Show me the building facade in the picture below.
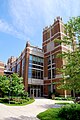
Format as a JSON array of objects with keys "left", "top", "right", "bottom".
[
  {"left": 43, "top": 17, "right": 71, "bottom": 97},
  {"left": 6, "top": 17, "right": 71, "bottom": 97},
  {"left": 0, "top": 61, "right": 4, "bottom": 76},
  {"left": 7, "top": 42, "right": 44, "bottom": 97}
]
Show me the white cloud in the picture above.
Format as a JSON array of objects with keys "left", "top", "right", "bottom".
[
  {"left": 0, "top": 0, "right": 80, "bottom": 45},
  {"left": 0, "top": 19, "right": 27, "bottom": 40},
  {"left": 9, "top": 0, "right": 80, "bottom": 30}
]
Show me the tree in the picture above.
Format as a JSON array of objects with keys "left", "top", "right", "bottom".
[
  {"left": 10, "top": 73, "right": 24, "bottom": 97},
  {"left": 58, "top": 50, "right": 80, "bottom": 96},
  {"left": 55, "top": 16, "right": 80, "bottom": 97},
  {"left": 0, "top": 75, "right": 10, "bottom": 96},
  {"left": 0, "top": 73, "right": 24, "bottom": 98}
]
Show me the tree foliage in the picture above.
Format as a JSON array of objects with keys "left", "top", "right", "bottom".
[
  {"left": 0, "top": 73, "right": 24, "bottom": 97},
  {"left": 10, "top": 73, "right": 24, "bottom": 96},
  {"left": 0, "top": 75, "right": 10, "bottom": 95}
]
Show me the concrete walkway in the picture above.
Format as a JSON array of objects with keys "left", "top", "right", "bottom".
[{"left": 0, "top": 98, "right": 73, "bottom": 120}]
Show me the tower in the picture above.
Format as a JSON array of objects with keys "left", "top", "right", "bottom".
[{"left": 43, "top": 17, "right": 70, "bottom": 97}]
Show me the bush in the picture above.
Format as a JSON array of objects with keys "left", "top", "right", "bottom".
[
  {"left": 0, "top": 98, "right": 9, "bottom": 103},
  {"left": 58, "top": 104, "right": 80, "bottom": 120},
  {"left": 10, "top": 101, "right": 15, "bottom": 104},
  {"left": 54, "top": 97, "right": 74, "bottom": 101},
  {"left": 55, "top": 97, "right": 67, "bottom": 100},
  {"left": 21, "top": 92, "right": 28, "bottom": 99}
]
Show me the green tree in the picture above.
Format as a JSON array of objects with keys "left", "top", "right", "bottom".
[
  {"left": 0, "top": 73, "right": 24, "bottom": 98},
  {"left": 58, "top": 50, "right": 80, "bottom": 95},
  {"left": 10, "top": 73, "right": 24, "bottom": 97},
  {"left": 0, "top": 75, "right": 10, "bottom": 96}
]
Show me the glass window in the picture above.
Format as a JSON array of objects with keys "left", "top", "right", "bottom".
[
  {"left": 52, "top": 64, "right": 55, "bottom": 68},
  {"left": 48, "top": 65, "right": 51, "bottom": 69},
  {"left": 41, "top": 71, "right": 43, "bottom": 79},
  {"left": 17, "top": 64, "right": 20, "bottom": 73},
  {"left": 29, "top": 55, "right": 43, "bottom": 66},
  {"left": 52, "top": 69, "right": 56, "bottom": 78},
  {"left": 22, "top": 58, "right": 25, "bottom": 76},
  {"left": 28, "top": 55, "right": 43, "bottom": 79},
  {"left": 29, "top": 55, "right": 32, "bottom": 60},
  {"left": 29, "top": 64, "right": 32, "bottom": 67},
  {"left": 28, "top": 69, "right": 32, "bottom": 78},
  {"left": 32, "top": 69, "right": 36, "bottom": 78},
  {"left": 37, "top": 70, "right": 40, "bottom": 79},
  {"left": 48, "top": 56, "right": 51, "bottom": 65},
  {"left": 48, "top": 70, "right": 51, "bottom": 79}
]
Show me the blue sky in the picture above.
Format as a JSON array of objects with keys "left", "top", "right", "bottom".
[{"left": 0, "top": 0, "right": 80, "bottom": 63}]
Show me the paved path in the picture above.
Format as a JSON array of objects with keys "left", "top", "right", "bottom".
[{"left": 0, "top": 98, "right": 73, "bottom": 120}]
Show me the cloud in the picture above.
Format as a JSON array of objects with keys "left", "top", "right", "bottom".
[
  {"left": 8, "top": 0, "right": 80, "bottom": 28},
  {"left": 0, "top": 0, "right": 80, "bottom": 45},
  {"left": 0, "top": 19, "right": 27, "bottom": 40}
]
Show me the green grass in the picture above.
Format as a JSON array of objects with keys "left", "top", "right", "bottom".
[
  {"left": 37, "top": 108, "right": 60, "bottom": 120},
  {"left": 55, "top": 102, "right": 70, "bottom": 105},
  {"left": 37, "top": 104, "right": 80, "bottom": 120}
]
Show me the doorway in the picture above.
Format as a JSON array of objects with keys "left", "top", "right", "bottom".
[{"left": 30, "top": 88, "right": 41, "bottom": 97}]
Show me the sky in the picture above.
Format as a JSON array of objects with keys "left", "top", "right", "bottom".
[{"left": 0, "top": 0, "right": 80, "bottom": 63}]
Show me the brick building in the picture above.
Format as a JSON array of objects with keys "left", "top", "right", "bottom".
[
  {"left": 7, "top": 17, "right": 71, "bottom": 97},
  {"left": 7, "top": 42, "right": 44, "bottom": 97},
  {"left": 0, "top": 61, "right": 4, "bottom": 76},
  {"left": 43, "top": 17, "right": 71, "bottom": 97}
]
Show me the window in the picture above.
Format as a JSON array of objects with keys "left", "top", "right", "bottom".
[
  {"left": 37, "top": 70, "right": 40, "bottom": 79},
  {"left": 48, "top": 65, "right": 51, "bottom": 69},
  {"left": 28, "top": 69, "right": 32, "bottom": 78},
  {"left": 17, "top": 64, "right": 20, "bottom": 73},
  {"left": 22, "top": 58, "right": 25, "bottom": 76},
  {"left": 28, "top": 55, "right": 43, "bottom": 79},
  {"left": 12, "top": 67, "right": 15, "bottom": 72},
  {"left": 52, "top": 69, "right": 55, "bottom": 78},
  {"left": 47, "top": 56, "right": 51, "bottom": 65},
  {"left": 32, "top": 69, "right": 36, "bottom": 78},
  {"left": 48, "top": 70, "right": 51, "bottom": 79}
]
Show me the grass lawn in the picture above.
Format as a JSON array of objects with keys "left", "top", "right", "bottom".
[
  {"left": 37, "top": 104, "right": 80, "bottom": 120},
  {"left": 55, "top": 102, "right": 71, "bottom": 105},
  {"left": 37, "top": 108, "right": 60, "bottom": 120}
]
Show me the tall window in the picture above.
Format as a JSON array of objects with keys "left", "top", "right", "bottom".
[
  {"left": 17, "top": 64, "right": 20, "bottom": 74},
  {"left": 22, "top": 58, "right": 25, "bottom": 76},
  {"left": 28, "top": 55, "right": 43, "bottom": 79},
  {"left": 48, "top": 55, "right": 56, "bottom": 79}
]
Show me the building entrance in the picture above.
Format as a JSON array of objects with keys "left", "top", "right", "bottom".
[{"left": 30, "top": 88, "right": 41, "bottom": 97}]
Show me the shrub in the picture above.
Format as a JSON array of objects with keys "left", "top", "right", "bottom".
[
  {"left": 10, "top": 101, "right": 15, "bottom": 104},
  {"left": 58, "top": 104, "right": 80, "bottom": 120},
  {"left": 54, "top": 97, "right": 74, "bottom": 101},
  {"left": 0, "top": 98, "right": 9, "bottom": 103}
]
